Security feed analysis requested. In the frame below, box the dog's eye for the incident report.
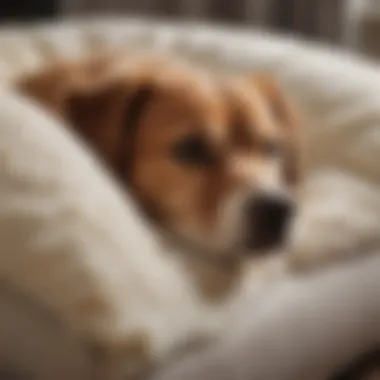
[262,140,282,158]
[173,135,215,166]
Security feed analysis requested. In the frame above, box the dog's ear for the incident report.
[65,78,154,180]
[254,73,303,187]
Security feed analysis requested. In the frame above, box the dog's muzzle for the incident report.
[243,192,295,252]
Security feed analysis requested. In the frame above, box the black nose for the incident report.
[244,193,295,251]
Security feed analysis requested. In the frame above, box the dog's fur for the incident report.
[12,53,303,378]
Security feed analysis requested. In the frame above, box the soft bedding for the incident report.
[0,17,379,380]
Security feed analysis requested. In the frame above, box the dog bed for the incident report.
[1,17,380,266]
[0,17,379,379]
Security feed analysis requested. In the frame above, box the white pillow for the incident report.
[0,89,193,380]
[0,88,153,379]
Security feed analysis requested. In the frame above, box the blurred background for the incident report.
[0,0,379,59]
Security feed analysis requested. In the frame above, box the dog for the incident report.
[15,52,302,263]
[13,52,303,376]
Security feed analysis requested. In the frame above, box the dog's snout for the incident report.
[244,193,295,251]
[255,194,293,228]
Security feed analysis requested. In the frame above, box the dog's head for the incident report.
[17,55,302,259]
